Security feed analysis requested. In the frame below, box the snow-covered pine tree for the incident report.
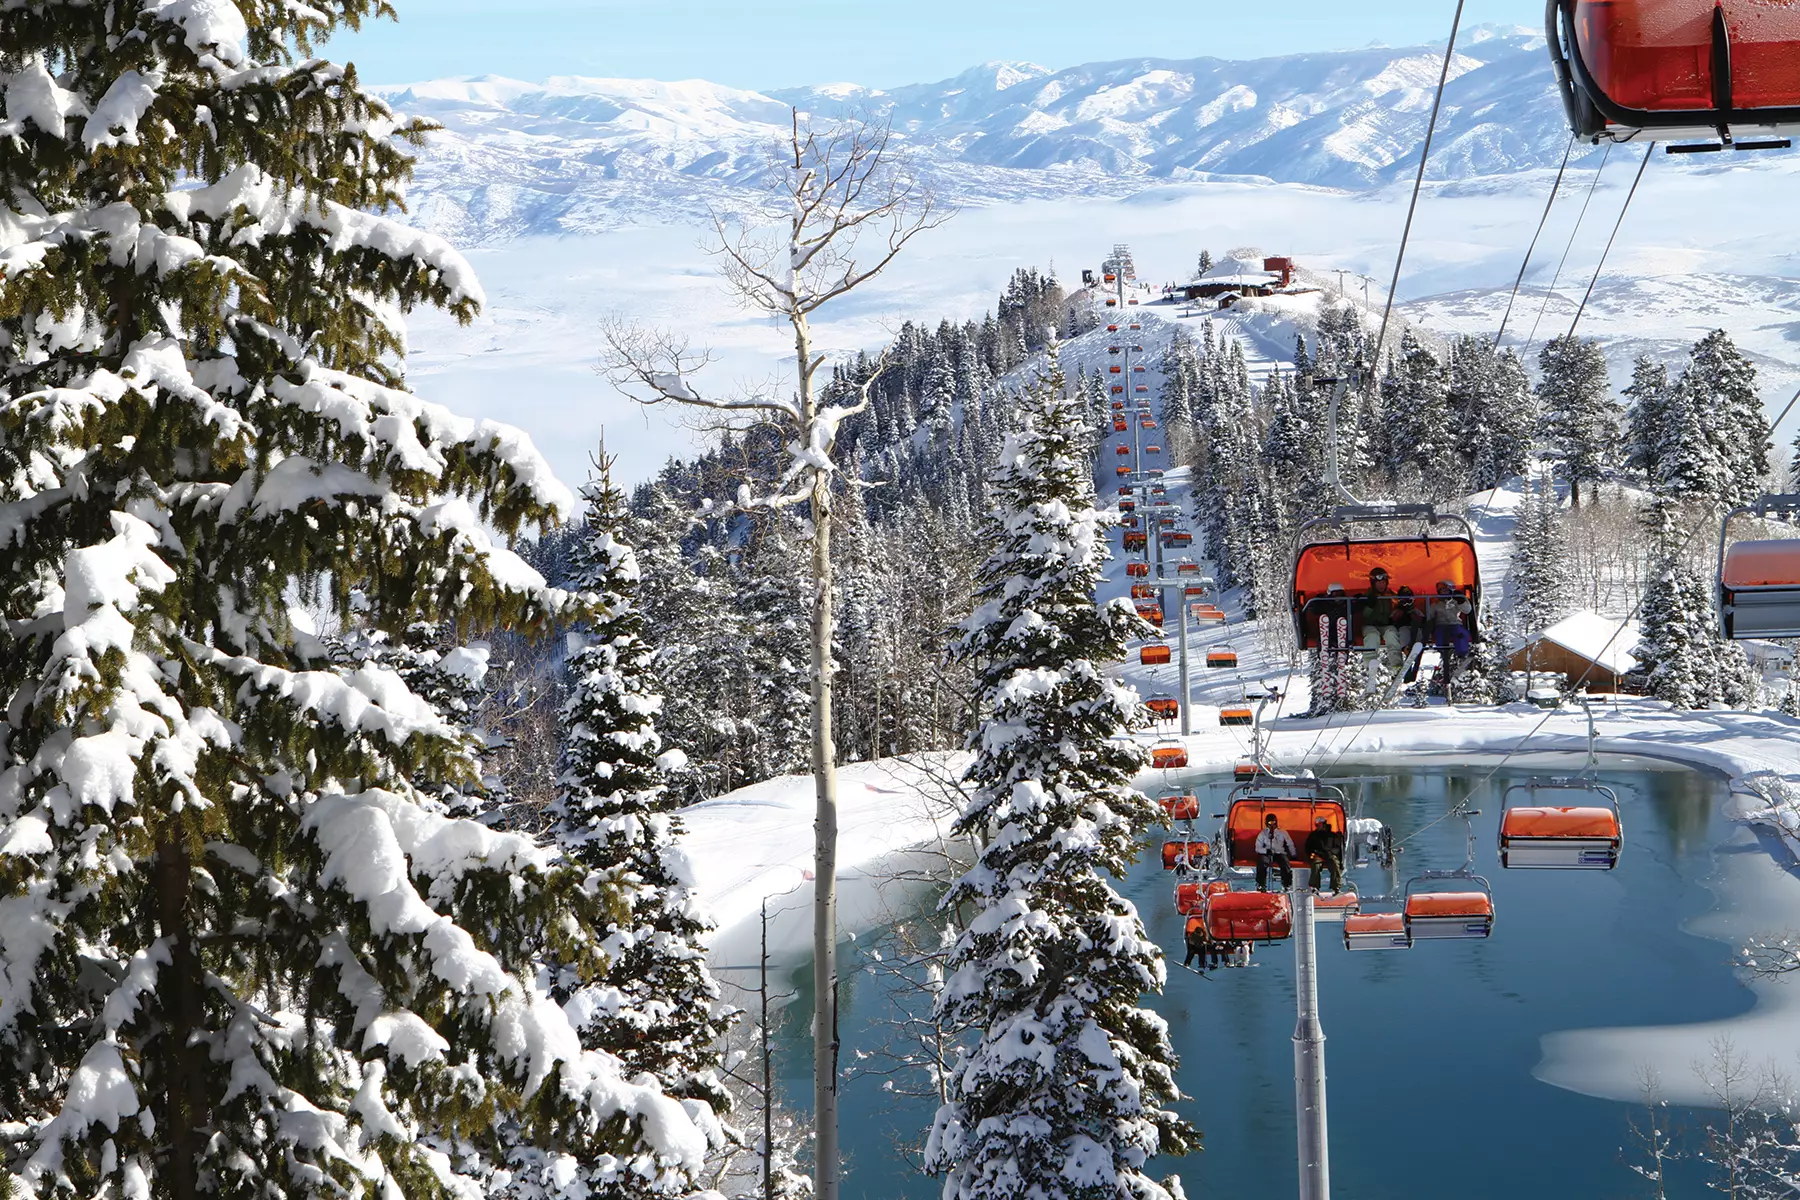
[1378,331,1458,497]
[1680,329,1771,508]
[552,454,734,1200]
[927,347,1193,1200]
[1195,249,1214,277]
[1637,502,1726,708]
[1536,336,1622,508]
[1448,336,1535,491]
[1511,468,1571,636]
[736,523,814,781]
[0,4,716,1196]
[1622,354,1672,479]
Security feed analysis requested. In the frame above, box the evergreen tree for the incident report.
[927,348,1193,1200]
[1378,331,1457,497]
[1195,249,1214,278]
[1536,336,1622,507]
[1681,329,1771,507]
[552,456,733,1200]
[1448,336,1535,490]
[735,523,814,781]
[1511,468,1570,636]
[1637,503,1738,709]
[0,4,713,1195]
[1622,354,1672,478]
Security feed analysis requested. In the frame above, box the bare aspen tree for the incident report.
[602,109,946,1200]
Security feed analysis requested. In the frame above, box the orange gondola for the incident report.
[1205,649,1237,669]
[1146,696,1180,719]
[1548,0,1800,146]
[1140,644,1170,665]
[1498,779,1622,869]
[1220,781,1348,870]
[1159,791,1200,820]
[1203,888,1293,942]
[1291,506,1480,650]
[1162,840,1210,870]
[1151,742,1189,769]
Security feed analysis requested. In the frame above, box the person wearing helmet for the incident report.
[1304,816,1345,894]
[1254,813,1296,891]
[1360,567,1403,666]
[1427,580,1473,656]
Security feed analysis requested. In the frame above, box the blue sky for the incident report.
[322,0,1544,89]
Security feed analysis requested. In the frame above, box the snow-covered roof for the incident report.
[1198,254,1281,288]
[1524,611,1641,675]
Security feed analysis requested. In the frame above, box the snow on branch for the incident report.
[599,315,798,420]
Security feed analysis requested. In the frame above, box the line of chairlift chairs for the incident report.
[1123,0,1800,961]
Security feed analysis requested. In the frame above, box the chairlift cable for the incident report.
[1371,0,1468,372]
[1522,142,1612,358]
[1492,132,1577,351]
[1566,143,1654,340]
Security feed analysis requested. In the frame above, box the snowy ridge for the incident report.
[368,28,1800,245]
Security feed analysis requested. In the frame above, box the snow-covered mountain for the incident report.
[378,26,1607,244]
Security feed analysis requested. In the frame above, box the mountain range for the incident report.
[377,26,1631,245]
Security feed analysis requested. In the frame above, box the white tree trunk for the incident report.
[796,310,841,1200]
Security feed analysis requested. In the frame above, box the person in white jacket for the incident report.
[1254,813,1296,891]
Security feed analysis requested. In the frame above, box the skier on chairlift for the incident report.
[1255,813,1296,892]
[1304,817,1345,895]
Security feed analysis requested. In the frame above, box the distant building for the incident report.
[1182,254,1295,302]
[1508,611,1642,693]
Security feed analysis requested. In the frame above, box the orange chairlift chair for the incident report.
[1205,645,1238,669]
[1130,582,1155,599]
[1160,790,1201,821]
[1113,420,1129,432]
[1176,561,1200,575]
[1403,869,1495,941]
[1151,740,1190,769]
[1162,839,1211,871]
[1108,345,1121,354]
[1126,561,1150,577]
[1498,778,1622,870]
[1219,780,1349,876]
[1140,643,1171,665]
[1133,364,1146,373]
[1343,910,1413,951]
[1111,384,1125,394]
[1291,505,1480,650]
[1106,323,1120,332]
[1146,695,1180,720]
[1718,495,1800,638]
[1312,885,1362,924]
[1218,706,1253,727]
[1202,887,1293,942]
[1165,531,1193,548]
[1547,0,1800,148]
[1109,365,1122,374]
[1124,531,1148,551]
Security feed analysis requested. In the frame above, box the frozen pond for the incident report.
[767,761,1755,1198]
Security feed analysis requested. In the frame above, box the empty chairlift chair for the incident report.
[1219,706,1253,726]
[1203,887,1293,942]
[1140,644,1171,665]
[1312,885,1361,924]
[1159,790,1201,820]
[1343,912,1412,951]
[1206,647,1238,669]
[1498,779,1623,869]
[1547,0,1800,146]
[1402,871,1495,941]
[1151,741,1190,769]
[1718,496,1800,638]
[1166,531,1192,547]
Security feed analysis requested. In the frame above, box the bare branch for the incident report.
[598,313,799,419]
